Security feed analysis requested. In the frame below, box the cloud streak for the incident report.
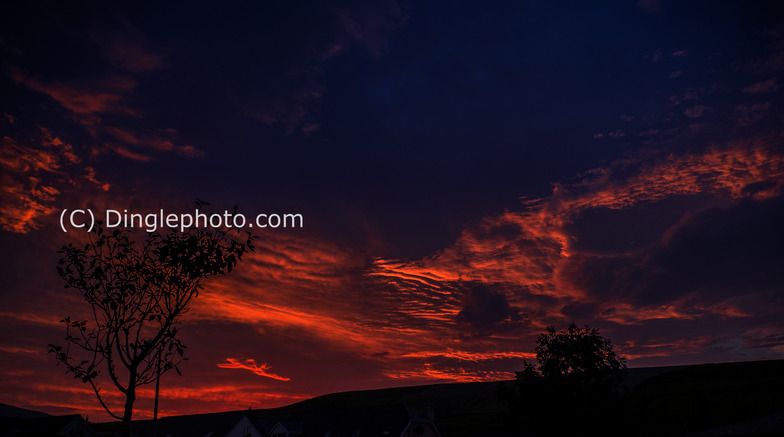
[217,358,290,381]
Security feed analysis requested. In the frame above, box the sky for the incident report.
[1,0,783,422]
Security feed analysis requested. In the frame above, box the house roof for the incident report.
[272,421,303,433]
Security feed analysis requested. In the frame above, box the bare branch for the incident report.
[51,211,255,434]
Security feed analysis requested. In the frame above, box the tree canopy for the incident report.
[521,323,627,388]
[512,323,628,434]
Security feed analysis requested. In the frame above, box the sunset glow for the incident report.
[1,1,782,423]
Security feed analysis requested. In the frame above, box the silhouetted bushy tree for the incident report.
[513,323,627,435]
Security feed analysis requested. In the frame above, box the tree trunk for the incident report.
[121,377,136,437]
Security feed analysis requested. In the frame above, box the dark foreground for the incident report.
[2,359,783,436]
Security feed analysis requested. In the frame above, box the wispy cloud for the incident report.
[0,132,85,233]
[9,62,201,163]
[217,358,290,381]
[743,78,780,94]
[383,365,513,383]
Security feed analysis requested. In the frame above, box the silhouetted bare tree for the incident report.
[49,206,254,437]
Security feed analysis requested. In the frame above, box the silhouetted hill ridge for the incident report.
[8,359,782,436]
[256,359,784,436]
[0,402,51,418]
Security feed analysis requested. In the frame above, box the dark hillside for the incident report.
[89,359,784,436]
[627,359,784,435]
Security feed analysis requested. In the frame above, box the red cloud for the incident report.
[383,365,514,383]
[370,138,784,322]
[15,75,133,116]
[0,134,80,233]
[217,358,291,381]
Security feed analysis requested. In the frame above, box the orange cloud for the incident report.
[398,350,535,362]
[0,134,80,233]
[194,291,400,355]
[370,138,784,323]
[217,358,290,381]
[383,364,514,383]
